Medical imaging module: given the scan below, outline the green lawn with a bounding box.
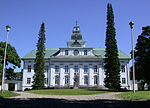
[0,91,20,98]
[25,89,111,95]
[116,91,150,101]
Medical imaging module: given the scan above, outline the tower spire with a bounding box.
[75,20,78,25]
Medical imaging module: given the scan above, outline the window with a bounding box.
[55,65,59,73]
[84,76,88,85]
[33,64,36,69]
[122,78,126,84]
[45,78,48,84]
[28,65,31,72]
[84,50,87,55]
[27,78,31,84]
[65,65,69,73]
[94,65,98,73]
[65,76,69,85]
[94,76,98,85]
[65,50,69,55]
[121,65,125,72]
[74,65,78,72]
[84,66,88,73]
[55,76,59,85]
[45,65,49,72]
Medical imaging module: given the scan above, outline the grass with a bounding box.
[0,91,20,98]
[25,89,111,95]
[116,91,150,101]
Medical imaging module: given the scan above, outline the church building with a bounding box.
[22,24,130,90]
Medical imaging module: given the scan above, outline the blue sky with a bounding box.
[0,0,150,72]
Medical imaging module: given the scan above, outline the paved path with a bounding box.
[9,92,123,100]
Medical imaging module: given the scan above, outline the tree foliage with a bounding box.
[134,26,150,84]
[0,42,21,83]
[104,3,121,90]
[32,22,46,89]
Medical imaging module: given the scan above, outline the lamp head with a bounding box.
[6,25,11,32]
[129,22,134,29]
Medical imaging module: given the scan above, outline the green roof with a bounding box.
[22,48,130,60]
[22,48,59,59]
[93,48,130,59]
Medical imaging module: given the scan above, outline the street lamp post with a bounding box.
[1,25,11,94]
[129,22,135,93]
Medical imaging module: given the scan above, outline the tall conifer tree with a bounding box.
[134,26,150,86]
[104,3,121,90]
[32,22,46,89]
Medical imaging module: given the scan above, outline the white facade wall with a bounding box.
[22,49,130,90]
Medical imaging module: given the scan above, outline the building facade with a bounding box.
[22,24,130,90]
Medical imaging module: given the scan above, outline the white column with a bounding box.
[59,65,64,86]
[98,65,103,86]
[89,65,93,86]
[79,65,83,86]
[50,66,55,87]
[69,65,74,86]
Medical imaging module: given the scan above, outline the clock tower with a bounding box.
[67,23,86,48]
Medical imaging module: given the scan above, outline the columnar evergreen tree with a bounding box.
[134,26,150,87]
[32,22,46,89]
[104,3,121,90]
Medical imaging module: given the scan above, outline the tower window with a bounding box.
[84,50,87,55]
[65,50,69,55]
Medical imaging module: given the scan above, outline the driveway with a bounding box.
[9,92,123,100]
[0,92,149,108]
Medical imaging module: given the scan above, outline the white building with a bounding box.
[22,24,130,90]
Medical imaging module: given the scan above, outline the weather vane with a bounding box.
[75,20,78,25]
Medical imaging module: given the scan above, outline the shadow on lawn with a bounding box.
[0,98,149,108]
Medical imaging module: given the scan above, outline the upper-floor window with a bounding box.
[27,78,31,84]
[122,78,126,84]
[55,65,59,73]
[121,65,125,72]
[65,50,69,55]
[84,50,87,55]
[28,65,31,72]
[94,65,98,73]
[74,65,78,72]
[84,65,88,73]
[45,65,49,72]
[65,65,69,73]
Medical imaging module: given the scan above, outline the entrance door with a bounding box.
[74,73,79,87]
[8,83,15,91]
